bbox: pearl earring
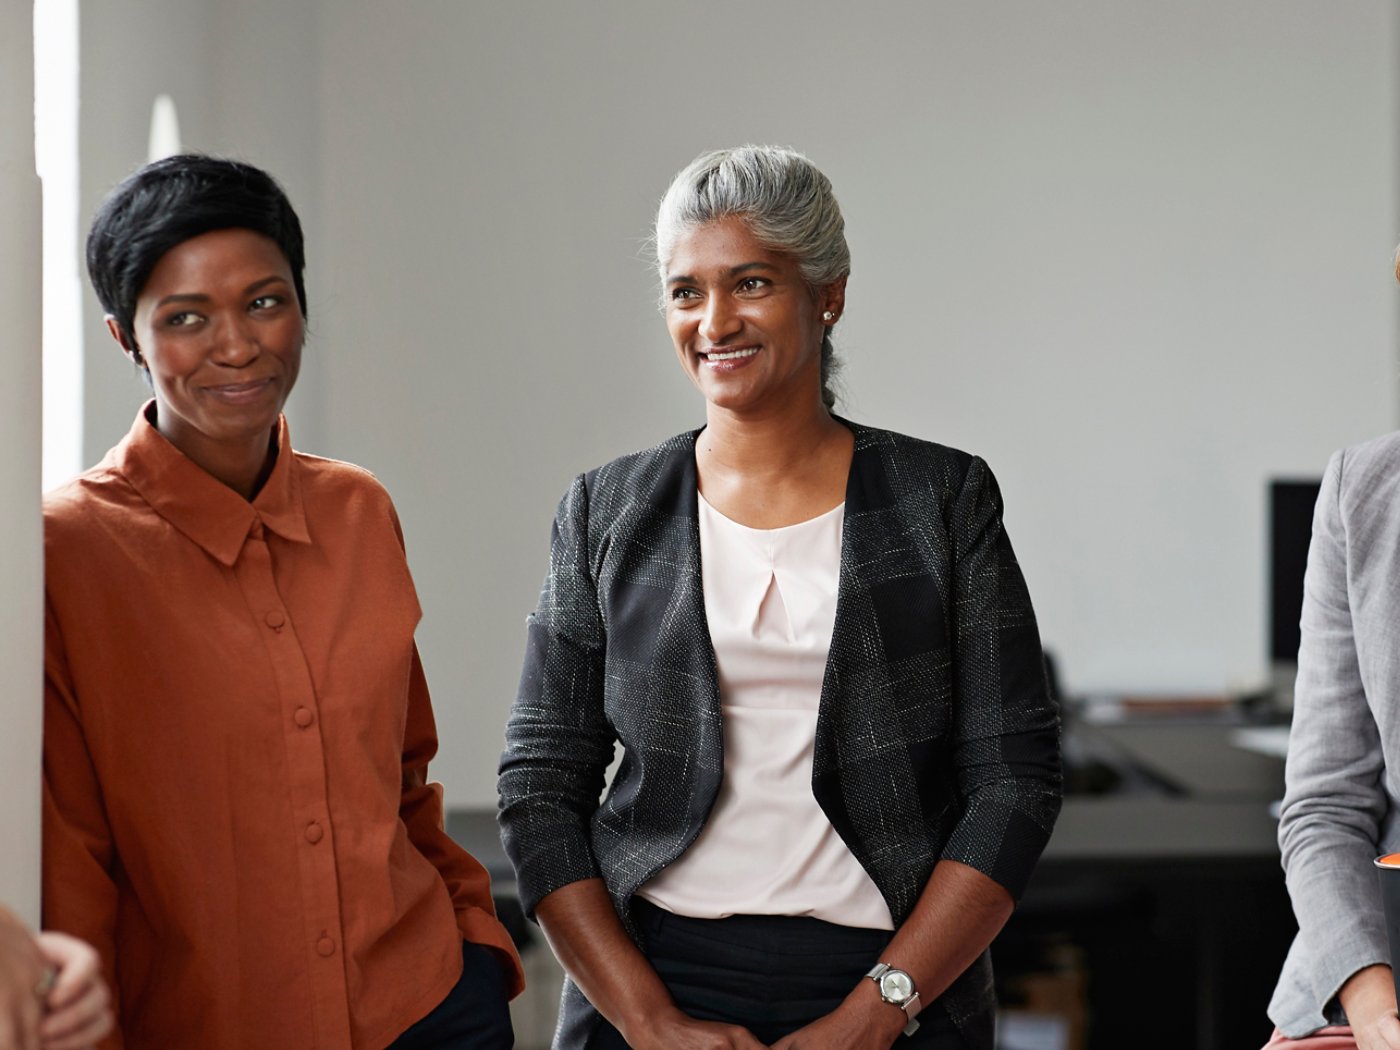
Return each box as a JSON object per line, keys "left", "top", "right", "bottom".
{"left": 822, "top": 311, "right": 835, "bottom": 323}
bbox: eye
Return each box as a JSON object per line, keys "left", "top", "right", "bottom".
{"left": 737, "top": 276, "right": 770, "bottom": 293}
{"left": 164, "top": 311, "right": 203, "bottom": 328}
{"left": 668, "top": 287, "right": 701, "bottom": 303}
{"left": 250, "top": 294, "right": 284, "bottom": 311}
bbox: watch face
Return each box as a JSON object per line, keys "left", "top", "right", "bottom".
{"left": 880, "top": 970, "right": 914, "bottom": 1002}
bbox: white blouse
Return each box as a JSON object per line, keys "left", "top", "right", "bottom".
{"left": 636, "top": 491, "right": 895, "bottom": 930}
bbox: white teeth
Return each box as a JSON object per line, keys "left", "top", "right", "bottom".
{"left": 706, "top": 348, "right": 759, "bottom": 361}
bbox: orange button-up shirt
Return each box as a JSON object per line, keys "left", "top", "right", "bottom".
{"left": 42, "top": 406, "right": 522, "bottom": 1049}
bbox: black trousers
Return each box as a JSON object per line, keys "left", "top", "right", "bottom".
{"left": 585, "top": 900, "right": 969, "bottom": 1048}
{"left": 388, "top": 941, "right": 514, "bottom": 1050}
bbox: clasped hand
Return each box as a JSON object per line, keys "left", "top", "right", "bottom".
{"left": 0, "top": 919, "right": 112, "bottom": 1050}
{"left": 632, "top": 993, "right": 907, "bottom": 1050}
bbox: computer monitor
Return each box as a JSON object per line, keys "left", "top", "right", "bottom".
{"left": 1269, "top": 479, "right": 1322, "bottom": 707}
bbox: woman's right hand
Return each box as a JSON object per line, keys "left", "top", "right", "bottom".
{"left": 1341, "top": 965, "right": 1400, "bottom": 1050}
{"left": 627, "top": 1006, "right": 765, "bottom": 1050}
{"left": 535, "top": 880, "right": 766, "bottom": 1050}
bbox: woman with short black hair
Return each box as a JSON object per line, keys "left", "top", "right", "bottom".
{"left": 45, "top": 154, "right": 522, "bottom": 1049}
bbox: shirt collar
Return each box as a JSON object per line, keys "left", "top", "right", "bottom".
{"left": 116, "top": 401, "right": 312, "bottom": 566}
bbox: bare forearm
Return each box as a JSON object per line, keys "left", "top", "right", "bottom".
{"left": 885, "top": 859, "right": 1014, "bottom": 1000}
{"left": 535, "top": 880, "right": 678, "bottom": 1040}
{"left": 771, "top": 860, "right": 1014, "bottom": 1049}
{"left": 536, "top": 881, "right": 769, "bottom": 1050}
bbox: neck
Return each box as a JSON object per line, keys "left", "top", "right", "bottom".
{"left": 198, "top": 438, "right": 278, "bottom": 502}
{"left": 154, "top": 412, "right": 279, "bottom": 501}
{"left": 698, "top": 397, "right": 843, "bottom": 477}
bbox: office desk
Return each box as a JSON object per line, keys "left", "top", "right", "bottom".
{"left": 1046, "top": 722, "right": 1285, "bottom": 866}
{"left": 1003, "top": 721, "right": 1291, "bottom": 1050}
{"left": 1046, "top": 796, "right": 1280, "bottom": 863}
{"left": 1085, "top": 722, "right": 1287, "bottom": 798}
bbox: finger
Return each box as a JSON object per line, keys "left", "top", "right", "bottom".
{"left": 37, "top": 979, "right": 109, "bottom": 1041}
{"left": 40, "top": 1003, "right": 113, "bottom": 1050}
{"left": 33, "top": 938, "right": 98, "bottom": 1012}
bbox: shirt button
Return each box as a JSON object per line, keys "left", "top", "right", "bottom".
{"left": 293, "top": 707, "right": 314, "bottom": 728}
{"left": 316, "top": 936, "right": 336, "bottom": 958}
{"left": 304, "top": 821, "right": 324, "bottom": 844}
{"left": 265, "top": 610, "right": 286, "bottom": 629}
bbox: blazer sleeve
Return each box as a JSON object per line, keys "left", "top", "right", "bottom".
{"left": 1276, "top": 448, "right": 1390, "bottom": 1015}
{"left": 940, "top": 455, "right": 1062, "bottom": 900}
{"left": 498, "top": 474, "right": 615, "bottom": 919}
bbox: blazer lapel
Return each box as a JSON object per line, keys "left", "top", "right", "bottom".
{"left": 612, "top": 430, "right": 725, "bottom": 801}
{"left": 812, "top": 424, "right": 941, "bottom": 903}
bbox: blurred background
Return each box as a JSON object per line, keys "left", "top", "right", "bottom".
{"left": 4, "top": 2, "right": 1398, "bottom": 1047}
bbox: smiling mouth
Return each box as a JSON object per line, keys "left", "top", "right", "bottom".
{"left": 701, "top": 347, "right": 759, "bottom": 362}
{"left": 205, "top": 378, "right": 275, "bottom": 402}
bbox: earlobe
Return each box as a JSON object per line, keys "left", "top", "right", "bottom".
{"left": 821, "top": 275, "right": 848, "bottom": 324}
{"left": 105, "top": 315, "right": 144, "bottom": 367}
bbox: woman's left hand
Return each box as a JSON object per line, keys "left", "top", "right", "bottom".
{"left": 33, "top": 932, "right": 112, "bottom": 1050}
{"left": 767, "top": 986, "right": 906, "bottom": 1050}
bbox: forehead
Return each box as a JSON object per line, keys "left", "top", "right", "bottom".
{"left": 140, "top": 228, "right": 291, "bottom": 300}
{"left": 665, "top": 216, "right": 793, "bottom": 277}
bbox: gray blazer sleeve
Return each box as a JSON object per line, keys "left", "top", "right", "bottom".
{"left": 1275, "top": 447, "right": 1390, "bottom": 1024}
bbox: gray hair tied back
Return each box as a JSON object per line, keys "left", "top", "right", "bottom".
{"left": 655, "top": 145, "right": 851, "bottom": 409}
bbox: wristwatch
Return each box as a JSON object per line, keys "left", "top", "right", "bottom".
{"left": 865, "top": 961, "right": 922, "bottom": 1036}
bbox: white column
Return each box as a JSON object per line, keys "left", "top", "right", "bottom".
{"left": 0, "top": 0, "right": 45, "bottom": 926}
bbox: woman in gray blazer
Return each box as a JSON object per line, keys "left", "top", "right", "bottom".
{"left": 1266, "top": 252, "right": 1400, "bottom": 1050}
{"left": 498, "top": 146, "right": 1061, "bottom": 1050}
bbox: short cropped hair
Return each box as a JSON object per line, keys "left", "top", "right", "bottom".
{"left": 86, "top": 154, "right": 307, "bottom": 351}
{"left": 655, "top": 146, "right": 850, "bottom": 407}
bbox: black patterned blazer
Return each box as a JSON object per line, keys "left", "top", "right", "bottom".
{"left": 498, "top": 420, "right": 1061, "bottom": 1050}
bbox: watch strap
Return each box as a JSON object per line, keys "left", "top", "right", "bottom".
{"left": 901, "top": 992, "right": 922, "bottom": 1036}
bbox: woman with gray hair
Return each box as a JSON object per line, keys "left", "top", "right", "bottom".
{"left": 499, "top": 145, "right": 1061, "bottom": 1050}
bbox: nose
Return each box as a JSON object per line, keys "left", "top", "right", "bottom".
{"left": 210, "top": 313, "right": 260, "bottom": 367}
{"left": 699, "top": 295, "right": 741, "bottom": 343}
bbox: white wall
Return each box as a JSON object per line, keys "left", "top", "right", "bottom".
{"left": 2, "top": 0, "right": 44, "bottom": 924}
{"left": 79, "top": 0, "right": 216, "bottom": 466}
{"left": 78, "top": 0, "right": 324, "bottom": 466}
{"left": 312, "top": 1, "right": 1399, "bottom": 804}
{"left": 74, "top": 2, "right": 1399, "bottom": 808}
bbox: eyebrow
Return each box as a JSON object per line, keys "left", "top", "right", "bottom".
{"left": 665, "top": 261, "right": 778, "bottom": 287}
{"left": 153, "top": 274, "right": 290, "bottom": 310}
